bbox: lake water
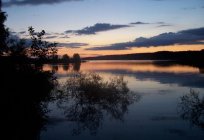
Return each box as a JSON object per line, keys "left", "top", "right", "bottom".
{"left": 41, "top": 60, "right": 204, "bottom": 140}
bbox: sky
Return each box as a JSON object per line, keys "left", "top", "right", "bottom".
{"left": 2, "top": 0, "right": 204, "bottom": 57}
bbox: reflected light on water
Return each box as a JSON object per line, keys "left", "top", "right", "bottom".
{"left": 43, "top": 61, "right": 200, "bottom": 75}
{"left": 40, "top": 60, "right": 204, "bottom": 140}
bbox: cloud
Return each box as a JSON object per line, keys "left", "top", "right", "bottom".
{"left": 2, "top": 0, "right": 83, "bottom": 7}
{"left": 44, "top": 35, "right": 59, "bottom": 39}
{"left": 59, "top": 35, "right": 70, "bottom": 38}
{"left": 157, "top": 24, "right": 173, "bottom": 27}
{"left": 65, "top": 23, "right": 131, "bottom": 35}
{"left": 18, "top": 31, "right": 26, "bottom": 34}
{"left": 130, "top": 21, "right": 170, "bottom": 26}
{"left": 58, "top": 42, "right": 89, "bottom": 48}
{"left": 157, "top": 22, "right": 166, "bottom": 24}
{"left": 130, "top": 22, "right": 149, "bottom": 25}
{"left": 65, "top": 22, "right": 168, "bottom": 35}
{"left": 8, "top": 31, "right": 84, "bottom": 49}
{"left": 7, "top": 33, "right": 32, "bottom": 48}
{"left": 86, "top": 27, "right": 204, "bottom": 50}
{"left": 80, "top": 53, "right": 101, "bottom": 57}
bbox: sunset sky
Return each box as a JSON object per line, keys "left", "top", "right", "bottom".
{"left": 2, "top": 0, "right": 204, "bottom": 57}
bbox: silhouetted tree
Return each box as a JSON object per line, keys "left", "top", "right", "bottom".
{"left": 73, "top": 53, "right": 81, "bottom": 63}
{"left": 0, "top": 0, "right": 9, "bottom": 55}
{"left": 50, "top": 54, "right": 58, "bottom": 62}
{"left": 62, "top": 54, "right": 70, "bottom": 63}
{"left": 28, "top": 26, "right": 58, "bottom": 59}
{"left": 9, "top": 39, "right": 27, "bottom": 57}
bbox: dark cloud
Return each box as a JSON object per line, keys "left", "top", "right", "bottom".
{"left": 11, "top": 31, "right": 17, "bottom": 34}
{"left": 7, "top": 33, "right": 32, "bottom": 48}
{"left": 59, "top": 35, "right": 70, "bottom": 38}
{"left": 180, "top": 27, "right": 204, "bottom": 36}
{"left": 44, "top": 35, "right": 58, "bottom": 39}
{"left": 2, "top": 0, "right": 83, "bottom": 7}
{"left": 157, "top": 24, "right": 173, "bottom": 27}
{"left": 86, "top": 27, "right": 204, "bottom": 50}
{"left": 58, "top": 42, "right": 89, "bottom": 48}
{"left": 130, "top": 21, "right": 169, "bottom": 26}
{"left": 65, "top": 22, "right": 168, "bottom": 36}
{"left": 130, "top": 22, "right": 149, "bottom": 25}
{"left": 45, "top": 33, "right": 52, "bottom": 35}
{"left": 80, "top": 53, "right": 101, "bottom": 57}
{"left": 18, "top": 31, "right": 26, "bottom": 34}
{"left": 157, "top": 22, "right": 166, "bottom": 24}
{"left": 65, "top": 23, "right": 131, "bottom": 35}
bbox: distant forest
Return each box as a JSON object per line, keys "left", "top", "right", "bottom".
{"left": 85, "top": 50, "right": 204, "bottom": 61}
{"left": 84, "top": 50, "right": 204, "bottom": 68}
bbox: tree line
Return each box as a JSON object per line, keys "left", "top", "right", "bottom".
{"left": 0, "top": 2, "right": 81, "bottom": 64}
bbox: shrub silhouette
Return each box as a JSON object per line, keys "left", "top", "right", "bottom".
{"left": 73, "top": 53, "right": 81, "bottom": 63}
{"left": 28, "top": 26, "right": 58, "bottom": 59}
{"left": 62, "top": 54, "right": 70, "bottom": 63}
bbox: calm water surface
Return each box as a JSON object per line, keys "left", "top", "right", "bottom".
{"left": 41, "top": 61, "right": 204, "bottom": 140}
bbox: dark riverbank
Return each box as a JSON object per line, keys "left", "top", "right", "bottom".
{"left": 83, "top": 50, "right": 204, "bottom": 68}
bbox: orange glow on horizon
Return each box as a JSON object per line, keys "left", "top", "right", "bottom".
{"left": 81, "top": 62, "right": 199, "bottom": 74}
{"left": 57, "top": 44, "right": 204, "bottom": 58}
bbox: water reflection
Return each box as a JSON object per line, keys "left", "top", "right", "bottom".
{"left": 199, "top": 68, "right": 204, "bottom": 74}
{"left": 43, "top": 61, "right": 204, "bottom": 89}
{"left": 4, "top": 60, "right": 203, "bottom": 140}
{"left": 73, "top": 63, "right": 81, "bottom": 72}
{"left": 179, "top": 90, "right": 204, "bottom": 129}
{"left": 43, "top": 63, "right": 81, "bottom": 74}
{"left": 55, "top": 73, "right": 141, "bottom": 135}
{"left": 51, "top": 65, "right": 59, "bottom": 72}
{"left": 62, "top": 65, "right": 69, "bottom": 71}
{"left": 81, "top": 61, "right": 200, "bottom": 74}
{"left": 77, "top": 61, "right": 204, "bottom": 88}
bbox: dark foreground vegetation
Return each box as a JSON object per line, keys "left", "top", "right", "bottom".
{"left": 0, "top": 2, "right": 81, "bottom": 139}
{"left": 0, "top": 2, "right": 81, "bottom": 64}
{"left": 1, "top": 61, "right": 57, "bottom": 140}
